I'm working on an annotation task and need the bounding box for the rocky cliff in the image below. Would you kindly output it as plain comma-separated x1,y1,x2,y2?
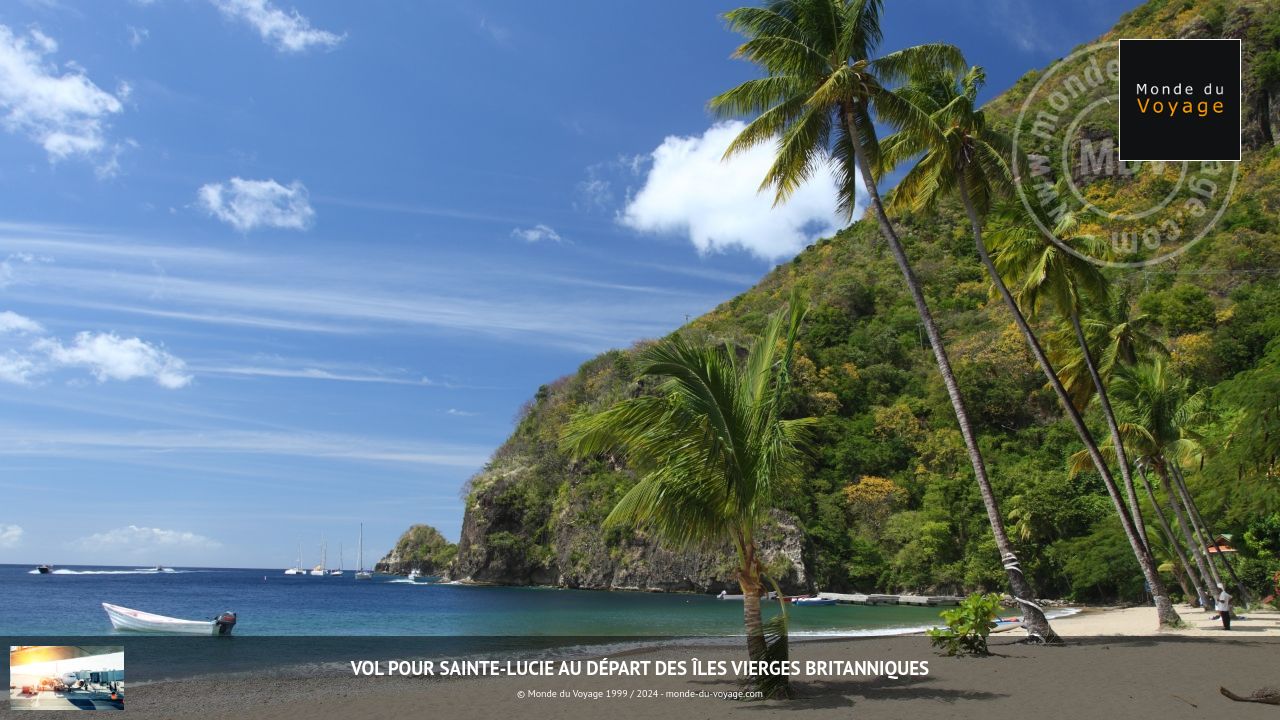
375,524,457,576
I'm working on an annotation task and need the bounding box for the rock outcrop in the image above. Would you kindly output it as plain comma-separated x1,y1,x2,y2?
375,524,457,576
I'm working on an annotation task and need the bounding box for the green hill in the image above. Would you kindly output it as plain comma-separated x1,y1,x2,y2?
441,0,1280,602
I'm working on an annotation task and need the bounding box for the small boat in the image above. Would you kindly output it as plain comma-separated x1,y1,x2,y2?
148,565,170,572
791,597,837,607
36,564,52,574
284,543,305,574
102,602,237,635
355,523,372,580
329,545,344,576
309,539,328,575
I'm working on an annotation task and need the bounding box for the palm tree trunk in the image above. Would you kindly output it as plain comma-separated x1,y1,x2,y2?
957,175,1180,628
1155,460,1215,608
843,106,1059,643
1068,308,1149,551
738,537,768,662
1168,464,1248,601
1138,464,1208,608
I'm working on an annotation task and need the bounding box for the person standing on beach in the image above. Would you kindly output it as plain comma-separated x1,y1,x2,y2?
1215,583,1232,630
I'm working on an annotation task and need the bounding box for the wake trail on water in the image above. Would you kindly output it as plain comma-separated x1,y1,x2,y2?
26,568,208,575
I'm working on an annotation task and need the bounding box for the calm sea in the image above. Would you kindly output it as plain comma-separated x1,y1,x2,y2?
0,564,952,637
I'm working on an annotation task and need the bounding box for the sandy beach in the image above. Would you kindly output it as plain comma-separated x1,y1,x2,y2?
16,603,1270,720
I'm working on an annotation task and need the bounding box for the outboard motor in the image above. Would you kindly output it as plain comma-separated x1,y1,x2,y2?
214,611,237,635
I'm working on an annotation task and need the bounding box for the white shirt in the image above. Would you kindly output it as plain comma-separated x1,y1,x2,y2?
1216,590,1232,612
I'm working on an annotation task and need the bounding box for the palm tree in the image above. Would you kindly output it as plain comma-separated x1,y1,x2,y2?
878,64,1181,626
561,299,814,698
1135,459,1210,607
1104,362,1250,602
987,205,1152,552
709,0,1060,643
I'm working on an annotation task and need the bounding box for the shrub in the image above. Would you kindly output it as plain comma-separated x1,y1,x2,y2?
928,592,1002,656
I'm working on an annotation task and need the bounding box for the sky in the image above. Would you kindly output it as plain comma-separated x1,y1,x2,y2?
0,0,1139,568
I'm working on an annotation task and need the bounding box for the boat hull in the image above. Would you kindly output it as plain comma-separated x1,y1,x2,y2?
102,603,222,635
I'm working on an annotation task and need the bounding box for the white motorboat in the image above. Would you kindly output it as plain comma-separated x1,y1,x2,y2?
102,602,237,635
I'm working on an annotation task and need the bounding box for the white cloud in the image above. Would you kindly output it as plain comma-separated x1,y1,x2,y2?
210,0,344,53
511,223,563,243
0,353,38,385
197,177,315,231
127,26,148,49
72,525,221,553
0,524,22,548
35,331,192,388
446,408,478,417
0,24,125,167
0,310,42,334
620,121,853,260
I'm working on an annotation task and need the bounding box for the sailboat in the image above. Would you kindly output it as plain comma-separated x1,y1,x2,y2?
329,544,344,576
355,523,372,580
283,543,305,575
309,540,327,576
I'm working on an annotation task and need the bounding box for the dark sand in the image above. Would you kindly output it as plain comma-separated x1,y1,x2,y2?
21,635,1273,720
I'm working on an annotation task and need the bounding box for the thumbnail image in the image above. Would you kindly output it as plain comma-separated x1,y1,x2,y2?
8,646,124,711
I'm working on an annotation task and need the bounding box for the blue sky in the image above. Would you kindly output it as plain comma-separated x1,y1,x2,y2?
0,0,1138,568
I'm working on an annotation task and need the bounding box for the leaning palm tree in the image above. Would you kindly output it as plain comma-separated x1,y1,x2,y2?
1102,360,1248,602
878,64,1181,626
709,0,1060,642
561,299,814,699
987,205,1152,552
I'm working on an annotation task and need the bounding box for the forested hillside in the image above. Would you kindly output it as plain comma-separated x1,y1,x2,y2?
445,0,1280,603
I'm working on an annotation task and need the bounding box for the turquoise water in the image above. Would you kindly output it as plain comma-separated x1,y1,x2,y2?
0,564,949,637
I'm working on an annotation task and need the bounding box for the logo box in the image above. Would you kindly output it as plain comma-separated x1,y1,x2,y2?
1118,38,1241,162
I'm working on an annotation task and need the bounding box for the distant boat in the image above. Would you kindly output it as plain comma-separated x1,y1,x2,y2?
35,564,52,574
407,569,422,582
309,539,327,576
355,523,372,580
329,544,344,576
791,597,836,607
102,602,237,635
148,565,170,572
284,543,305,575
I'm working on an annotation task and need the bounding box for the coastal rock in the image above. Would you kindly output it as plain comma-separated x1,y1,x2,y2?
446,383,809,595
374,524,457,576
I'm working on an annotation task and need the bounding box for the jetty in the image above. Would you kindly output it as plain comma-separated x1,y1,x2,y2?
816,592,962,607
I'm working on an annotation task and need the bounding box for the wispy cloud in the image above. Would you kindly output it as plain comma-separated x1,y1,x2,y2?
511,223,563,243
0,524,22,548
209,0,344,53
0,426,490,468
0,24,126,170
621,121,852,260
446,408,478,417
0,224,723,354
71,525,221,554
197,177,315,231
196,363,436,386
126,25,148,49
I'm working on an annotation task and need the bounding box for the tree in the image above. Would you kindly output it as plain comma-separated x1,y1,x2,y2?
987,204,1152,554
1103,360,1250,603
878,64,1181,627
709,0,1060,642
561,299,815,698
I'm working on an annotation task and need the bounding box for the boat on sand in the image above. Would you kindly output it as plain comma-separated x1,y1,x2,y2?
102,602,237,635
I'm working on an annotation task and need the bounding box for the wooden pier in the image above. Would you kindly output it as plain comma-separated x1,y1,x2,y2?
817,592,962,607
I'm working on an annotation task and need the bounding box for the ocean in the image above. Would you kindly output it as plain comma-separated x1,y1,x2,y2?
1,564,951,637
